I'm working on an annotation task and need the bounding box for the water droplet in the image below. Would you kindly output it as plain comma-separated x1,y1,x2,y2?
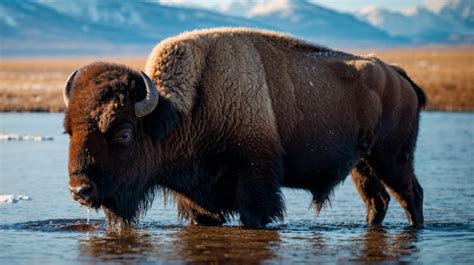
86,207,91,225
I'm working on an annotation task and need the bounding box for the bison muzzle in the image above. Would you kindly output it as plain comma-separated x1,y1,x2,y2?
64,28,426,230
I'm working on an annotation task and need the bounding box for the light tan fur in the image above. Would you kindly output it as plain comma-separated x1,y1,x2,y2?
145,27,418,153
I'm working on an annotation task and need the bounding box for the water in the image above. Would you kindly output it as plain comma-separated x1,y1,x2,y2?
0,112,473,264
86,208,90,225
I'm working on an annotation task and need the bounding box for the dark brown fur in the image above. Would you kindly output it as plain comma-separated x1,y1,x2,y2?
65,28,425,229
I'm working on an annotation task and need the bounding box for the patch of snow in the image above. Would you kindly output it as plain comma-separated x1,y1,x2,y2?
248,0,295,18
0,195,31,204
0,131,53,141
356,5,386,27
159,0,196,8
216,0,255,17
423,0,462,14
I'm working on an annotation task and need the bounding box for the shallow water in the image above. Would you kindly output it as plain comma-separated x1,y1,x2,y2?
0,112,473,264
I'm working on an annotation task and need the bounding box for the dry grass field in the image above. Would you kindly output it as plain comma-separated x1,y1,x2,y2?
0,47,473,112
0,57,145,112
375,47,474,112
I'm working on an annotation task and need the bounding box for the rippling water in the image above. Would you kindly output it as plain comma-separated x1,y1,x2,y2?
0,113,473,264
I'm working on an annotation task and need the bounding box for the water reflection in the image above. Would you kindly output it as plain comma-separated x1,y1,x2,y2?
78,230,156,264
171,226,280,264
3,219,470,264
74,223,426,264
78,226,280,264
350,226,419,263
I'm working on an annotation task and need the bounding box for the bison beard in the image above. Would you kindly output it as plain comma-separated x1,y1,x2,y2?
64,28,425,229
100,179,157,229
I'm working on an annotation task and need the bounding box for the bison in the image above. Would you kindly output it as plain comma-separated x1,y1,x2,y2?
64,28,425,229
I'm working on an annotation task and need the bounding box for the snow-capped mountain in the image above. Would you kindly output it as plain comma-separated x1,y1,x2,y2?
425,0,473,24
0,0,142,56
216,0,395,45
252,0,393,43
0,0,471,56
0,1,120,42
41,0,262,41
0,0,263,56
355,0,473,43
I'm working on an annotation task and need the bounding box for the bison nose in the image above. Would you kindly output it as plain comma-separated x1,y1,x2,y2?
68,182,92,198
68,177,96,199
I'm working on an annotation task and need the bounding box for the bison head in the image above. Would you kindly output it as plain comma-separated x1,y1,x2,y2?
63,62,179,229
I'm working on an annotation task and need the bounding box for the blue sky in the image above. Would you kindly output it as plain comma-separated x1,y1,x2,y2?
159,0,425,12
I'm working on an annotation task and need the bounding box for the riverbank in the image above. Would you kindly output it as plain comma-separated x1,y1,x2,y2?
1,47,472,112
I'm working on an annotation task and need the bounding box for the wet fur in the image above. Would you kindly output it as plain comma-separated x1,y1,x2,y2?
65,27,426,229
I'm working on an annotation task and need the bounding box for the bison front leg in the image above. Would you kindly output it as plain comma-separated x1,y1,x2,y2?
174,192,226,226
187,209,226,226
234,149,285,228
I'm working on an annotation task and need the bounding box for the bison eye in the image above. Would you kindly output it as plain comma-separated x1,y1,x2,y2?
114,127,133,146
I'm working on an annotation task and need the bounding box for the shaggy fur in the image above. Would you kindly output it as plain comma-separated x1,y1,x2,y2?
64,27,425,229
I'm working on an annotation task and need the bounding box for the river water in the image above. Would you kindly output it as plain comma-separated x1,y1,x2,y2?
0,112,473,264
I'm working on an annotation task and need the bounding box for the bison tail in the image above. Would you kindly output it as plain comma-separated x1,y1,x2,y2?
404,73,427,109
391,65,427,109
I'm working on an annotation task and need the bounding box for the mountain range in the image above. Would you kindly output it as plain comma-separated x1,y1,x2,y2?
0,0,472,57
355,0,473,43
216,0,397,45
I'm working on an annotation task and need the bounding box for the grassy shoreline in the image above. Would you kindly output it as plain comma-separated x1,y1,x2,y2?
1,48,473,112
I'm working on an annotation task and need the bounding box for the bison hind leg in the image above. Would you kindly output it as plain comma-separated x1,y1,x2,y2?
371,156,423,226
369,138,424,226
351,160,390,225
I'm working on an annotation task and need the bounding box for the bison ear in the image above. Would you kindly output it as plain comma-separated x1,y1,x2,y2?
143,95,180,140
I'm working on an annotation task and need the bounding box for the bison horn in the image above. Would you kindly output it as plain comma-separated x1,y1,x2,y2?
63,70,79,107
135,71,159,118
